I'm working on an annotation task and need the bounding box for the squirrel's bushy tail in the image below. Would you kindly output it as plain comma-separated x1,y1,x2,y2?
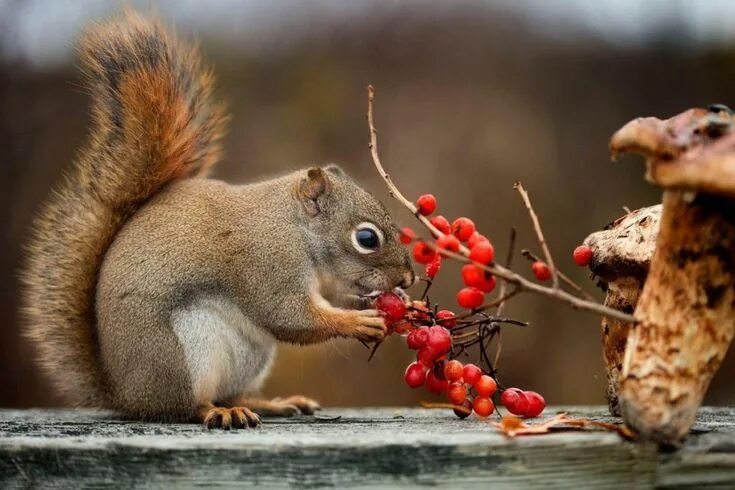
21,11,227,406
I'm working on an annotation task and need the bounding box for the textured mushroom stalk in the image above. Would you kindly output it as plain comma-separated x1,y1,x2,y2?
584,205,660,416
610,106,735,443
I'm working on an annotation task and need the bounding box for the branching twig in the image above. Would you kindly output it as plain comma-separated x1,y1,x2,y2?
521,249,595,301
514,182,559,289
366,85,636,324
439,246,635,323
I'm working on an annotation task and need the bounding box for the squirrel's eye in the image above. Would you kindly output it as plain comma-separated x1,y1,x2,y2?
351,222,384,254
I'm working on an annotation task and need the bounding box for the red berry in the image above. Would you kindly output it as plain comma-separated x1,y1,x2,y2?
436,310,457,328
430,215,451,234
524,391,546,418
425,370,449,395
412,242,436,264
447,382,467,404
416,347,436,366
457,286,484,309
452,217,476,241
478,274,496,294
453,399,473,419
406,326,429,350
469,241,495,265
443,359,464,382
404,362,426,388
472,396,495,417
416,194,437,216
501,388,530,416
474,375,498,397
399,227,415,244
375,292,406,322
426,325,452,356
462,363,482,386
436,234,460,253
461,264,496,293
467,232,489,249
500,388,518,408
573,245,593,267
461,264,481,287
531,261,552,281
425,254,441,279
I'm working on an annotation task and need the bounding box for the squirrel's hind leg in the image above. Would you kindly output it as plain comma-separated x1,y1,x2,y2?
223,394,321,417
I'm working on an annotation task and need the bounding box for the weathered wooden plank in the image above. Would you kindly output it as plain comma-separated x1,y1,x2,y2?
0,407,733,489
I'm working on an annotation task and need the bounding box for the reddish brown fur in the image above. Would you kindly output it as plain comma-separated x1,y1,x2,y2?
20,11,227,407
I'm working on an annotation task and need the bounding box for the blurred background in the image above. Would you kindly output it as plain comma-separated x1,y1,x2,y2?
2,0,734,409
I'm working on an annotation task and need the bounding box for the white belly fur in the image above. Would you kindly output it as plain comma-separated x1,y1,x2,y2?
171,295,276,404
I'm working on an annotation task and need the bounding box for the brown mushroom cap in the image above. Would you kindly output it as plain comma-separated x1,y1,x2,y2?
583,205,661,283
610,107,735,198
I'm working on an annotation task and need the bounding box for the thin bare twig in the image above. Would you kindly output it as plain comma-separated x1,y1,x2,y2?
366,86,636,324
495,228,516,318
521,249,595,301
441,247,635,323
514,181,559,289
493,228,517,368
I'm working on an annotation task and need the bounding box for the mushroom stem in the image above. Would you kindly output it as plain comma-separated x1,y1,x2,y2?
601,279,641,417
619,190,735,443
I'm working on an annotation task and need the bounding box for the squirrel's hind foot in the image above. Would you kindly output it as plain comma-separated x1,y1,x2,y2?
270,395,321,415
225,395,321,417
198,405,262,430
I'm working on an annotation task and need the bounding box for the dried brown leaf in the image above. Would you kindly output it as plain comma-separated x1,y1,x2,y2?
491,413,635,440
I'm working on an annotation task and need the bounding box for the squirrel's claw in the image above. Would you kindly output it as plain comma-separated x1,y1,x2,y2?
200,406,261,430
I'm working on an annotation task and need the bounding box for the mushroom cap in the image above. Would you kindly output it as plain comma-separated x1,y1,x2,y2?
583,205,661,283
610,106,735,198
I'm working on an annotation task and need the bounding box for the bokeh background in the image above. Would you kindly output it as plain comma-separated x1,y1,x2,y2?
2,0,734,409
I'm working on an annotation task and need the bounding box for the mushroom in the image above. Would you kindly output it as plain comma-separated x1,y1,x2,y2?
609,105,735,444
583,205,661,416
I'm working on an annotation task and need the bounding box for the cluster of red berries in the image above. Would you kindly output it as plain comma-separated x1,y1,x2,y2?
409,195,595,287
408,194,497,310
374,290,546,419
404,335,499,417
500,388,546,418
377,193,595,420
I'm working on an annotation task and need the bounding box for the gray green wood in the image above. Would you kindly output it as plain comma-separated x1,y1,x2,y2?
1,407,734,488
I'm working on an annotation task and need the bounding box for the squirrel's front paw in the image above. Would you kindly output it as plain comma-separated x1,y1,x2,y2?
345,308,386,342
199,406,261,430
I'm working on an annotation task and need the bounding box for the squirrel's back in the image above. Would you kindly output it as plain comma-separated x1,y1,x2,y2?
21,11,227,406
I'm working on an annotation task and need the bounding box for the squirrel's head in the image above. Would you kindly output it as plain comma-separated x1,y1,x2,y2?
296,165,415,295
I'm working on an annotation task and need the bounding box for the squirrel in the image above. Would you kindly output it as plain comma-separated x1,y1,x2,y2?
20,11,415,429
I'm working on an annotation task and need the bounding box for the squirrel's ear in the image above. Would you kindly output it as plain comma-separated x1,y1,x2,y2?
324,164,346,177
298,167,332,217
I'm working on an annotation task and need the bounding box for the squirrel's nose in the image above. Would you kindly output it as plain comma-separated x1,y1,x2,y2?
399,269,417,289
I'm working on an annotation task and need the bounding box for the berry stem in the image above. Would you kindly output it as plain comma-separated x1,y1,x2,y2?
492,228,516,369
521,249,595,301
